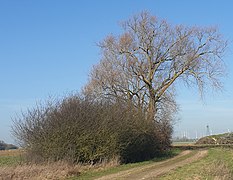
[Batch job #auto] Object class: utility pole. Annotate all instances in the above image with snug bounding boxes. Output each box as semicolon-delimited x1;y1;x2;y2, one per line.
206;125;210;136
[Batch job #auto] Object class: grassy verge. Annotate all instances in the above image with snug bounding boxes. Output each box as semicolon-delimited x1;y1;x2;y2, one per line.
0;149;180;179
160;148;233;179
0;150;23;166
70;149;181;180
0;155;22;166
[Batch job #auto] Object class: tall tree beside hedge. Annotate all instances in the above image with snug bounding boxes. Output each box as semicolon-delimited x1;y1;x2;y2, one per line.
85;11;227;121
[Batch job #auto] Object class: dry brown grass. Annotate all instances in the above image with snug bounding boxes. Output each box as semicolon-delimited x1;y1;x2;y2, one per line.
206;160;233;180
188;160;233;180
0;162;80;180
0;149;23;157
0;157;120;180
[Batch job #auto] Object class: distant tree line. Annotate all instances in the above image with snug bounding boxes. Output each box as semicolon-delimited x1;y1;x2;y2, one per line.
0;140;18;150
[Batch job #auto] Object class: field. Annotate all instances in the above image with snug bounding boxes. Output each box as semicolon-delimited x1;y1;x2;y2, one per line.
161;147;233;179
0;149;23;166
0;147;233;179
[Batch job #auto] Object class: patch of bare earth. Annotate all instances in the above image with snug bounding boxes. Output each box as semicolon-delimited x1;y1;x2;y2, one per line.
96;150;208;180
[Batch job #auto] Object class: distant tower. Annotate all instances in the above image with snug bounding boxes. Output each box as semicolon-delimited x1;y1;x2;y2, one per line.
206;125;210;136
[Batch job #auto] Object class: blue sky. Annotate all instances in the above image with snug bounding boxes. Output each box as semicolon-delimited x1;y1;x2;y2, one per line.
0;0;233;143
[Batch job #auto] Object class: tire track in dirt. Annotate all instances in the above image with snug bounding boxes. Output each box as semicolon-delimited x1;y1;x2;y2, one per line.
96;150;208;180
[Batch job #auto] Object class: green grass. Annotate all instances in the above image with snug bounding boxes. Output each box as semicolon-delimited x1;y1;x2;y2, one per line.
69;149;181;180
172;141;195;146
0;155;22;166
160;148;233;180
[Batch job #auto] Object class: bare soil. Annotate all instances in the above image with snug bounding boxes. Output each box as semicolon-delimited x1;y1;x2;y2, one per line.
96;150;208;180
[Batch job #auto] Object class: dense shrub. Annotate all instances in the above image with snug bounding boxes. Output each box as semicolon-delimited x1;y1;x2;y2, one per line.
12;95;172;164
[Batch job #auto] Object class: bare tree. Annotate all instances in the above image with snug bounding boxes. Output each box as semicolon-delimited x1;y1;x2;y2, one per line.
85;12;227;121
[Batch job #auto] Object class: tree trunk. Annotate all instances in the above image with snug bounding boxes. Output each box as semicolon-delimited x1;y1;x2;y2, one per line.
148;89;156;121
